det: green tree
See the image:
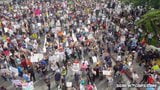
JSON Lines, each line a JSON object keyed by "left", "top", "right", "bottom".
{"left": 137, "top": 10, "right": 160, "bottom": 32}
{"left": 136, "top": 10, "right": 160, "bottom": 45}
{"left": 121, "top": 0, "right": 160, "bottom": 45}
{"left": 121, "top": 0, "right": 160, "bottom": 9}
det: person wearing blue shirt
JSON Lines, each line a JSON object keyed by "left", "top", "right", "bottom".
{"left": 146, "top": 87, "right": 155, "bottom": 90}
{"left": 23, "top": 72, "right": 30, "bottom": 82}
{"left": 17, "top": 65, "right": 23, "bottom": 77}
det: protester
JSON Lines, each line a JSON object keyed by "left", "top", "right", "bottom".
{"left": 44, "top": 76, "right": 51, "bottom": 90}
{"left": 0, "top": 0, "right": 160, "bottom": 89}
{"left": 54, "top": 70, "right": 61, "bottom": 87}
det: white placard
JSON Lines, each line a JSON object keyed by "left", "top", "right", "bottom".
{"left": 92, "top": 56, "right": 97, "bottom": 63}
{"left": 30, "top": 53, "right": 44, "bottom": 62}
{"left": 4, "top": 27, "right": 8, "bottom": 33}
{"left": 9, "top": 66, "right": 18, "bottom": 76}
{"left": 84, "top": 27, "right": 89, "bottom": 32}
{"left": 37, "top": 23, "right": 41, "bottom": 27}
{"left": 51, "top": 63, "right": 58, "bottom": 71}
{"left": 66, "top": 82, "right": 72, "bottom": 87}
{"left": 54, "top": 51, "right": 65, "bottom": 61}
{"left": 65, "top": 41, "right": 69, "bottom": 47}
{"left": 72, "top": 33, "right": 77, "bottom": 42}
{"left": 49, "top": 55, "right": 54, "bottom": 61}
{"left": 37, "top": 54, "right": 43, "bottom": 60}
{"left": 30, "top": 55, "right": 37, "bottom": 62}
{"left": 49, "top": 55, "right": 58, "bottom": 62}
{"left": 102, "top": 70, "right": 112, "bottom": 76}
{"left": 43, "top": 35, "right": 47, "bottom": 53}
{"left": 72, "top": 63, "right": 80, "bottom": 72}
{"left": 120, "top": 36, "right": 125, "bottom": 43}
{"left": 88, "top": 34, "right": 94, "bottom": 40}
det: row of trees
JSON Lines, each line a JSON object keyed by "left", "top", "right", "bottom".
{"left": 121, "top": 0, "right": 160, "bottom": 46}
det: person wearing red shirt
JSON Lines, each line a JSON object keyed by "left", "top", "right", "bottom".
{"left": 147, "top": 75, "right": 154, "bottom": 84}
{"left": 87, "top": 83, "right": 93, "bottom": 90}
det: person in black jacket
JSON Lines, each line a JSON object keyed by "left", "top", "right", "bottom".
{"left": 74, "top": 73, "right": 80, "bottom": 86}
{"left": 28, "top": 66, "right": 36, "bottom": 81}
{"left": 139, "top": 71, "right": 149, "bottom": 84}
{"left": 54, "top": 70, "right": 61, "bottom": 87}
{"left": 0, "top": 86, "right": 7, "bottom": 90}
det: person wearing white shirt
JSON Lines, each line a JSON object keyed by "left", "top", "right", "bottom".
{"left": 117, "top": 54, "right": 121, "bottom": 61}
{"left": 132, "top": 71, "right": 139, "bottom": 83}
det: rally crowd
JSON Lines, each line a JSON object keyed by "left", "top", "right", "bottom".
{"left": 0, "top": 0, "right": 160, "bottom": 90}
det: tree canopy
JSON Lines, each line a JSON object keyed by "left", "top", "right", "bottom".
{"left": 136, "top": 10, "right": 160, "bottom": 33}
{"left": 121, "top": 0, "right": 160, "bottom": 46}
{"left": 121, "top": 0, "right": 160, "bottom": 9}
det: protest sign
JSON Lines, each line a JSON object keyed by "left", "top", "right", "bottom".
{"left": 49, "top": 55, "right": 59, "bottom": 62}
{"left": 4, "top": 27, "right": 8, "bottom": 33}
{"left": 72, "top": 33, "right": 77, "bottom": 42}
{"left": 43, "top": 35, "right": 47, "bottom": 53}
{"left": 72, "top": 63, "right": 80, "bottom": 72}
{"left": 30, "top": 53, "right": 44, "bottom": 62}
{"left": 102, "top": 70, "right": 112, "bottom": 76}
{"left": 92, "top": 56, "right": 97, "bottom": 63}
{"left": 49, "top": 55, "right": 55, "bottom": 61}
{"left": 66, "top": 82, "right": 72, "bottom": 87}
{"left": 88, "top": 34, "right": 94, "bottom": 40}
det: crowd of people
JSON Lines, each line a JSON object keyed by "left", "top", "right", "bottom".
{"left": 0, "top": 0, "right": 160, "bottom": 90}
